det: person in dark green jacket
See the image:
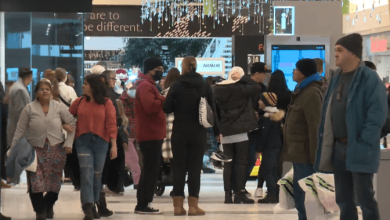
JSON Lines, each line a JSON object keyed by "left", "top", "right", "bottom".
{"left": 315, "top": 34, "right": 387, "bottom": 220}
{"left": 282, "top": 59, "right": 324, "bottom": 220}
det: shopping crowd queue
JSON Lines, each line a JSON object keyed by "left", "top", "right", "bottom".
{"left": 0, "top": 33, "right": 388, "bottom": 220}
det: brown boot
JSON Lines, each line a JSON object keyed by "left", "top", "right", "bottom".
{"left": 188, "top": 196, "right": 205, "bottom": 216}
{"left": 172, "top": 197, "right": 187, "bottom": 216}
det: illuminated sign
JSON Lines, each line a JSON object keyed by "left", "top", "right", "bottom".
{"left": 273, "top": 6, "right": 295, "bottom": 36}
{"left": 175, "top": 58, "right": 225, "bottom": 77}
{"left": 370, "top": 36, "right": 389, "bottom": 53}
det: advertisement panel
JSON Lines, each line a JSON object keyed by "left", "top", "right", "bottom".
{"left": 175, "top": 58, "right": 225, "bottom": 77}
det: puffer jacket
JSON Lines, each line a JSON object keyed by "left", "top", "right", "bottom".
{"left": 282, "top": 80, "right": 324, "bottom": 165}
{"left": 214, "top": 75, "right": 260, "bottom": 137}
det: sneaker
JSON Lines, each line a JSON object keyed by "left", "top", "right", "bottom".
{"left": 211, "top": 151, "right": 232, "bottom": 162}
{"left": 254, "top": 188, "right": 264, "bottom": 198}
{"left": 134, "top": 205, "right": 163, "bottom": 215}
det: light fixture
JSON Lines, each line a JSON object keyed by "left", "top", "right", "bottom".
{"left": 140, "top": 0, "right": 272, "bottom": 32}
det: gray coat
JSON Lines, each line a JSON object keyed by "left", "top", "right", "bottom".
{"left": 7, "top": 78, "right": 31, "bottom": 146}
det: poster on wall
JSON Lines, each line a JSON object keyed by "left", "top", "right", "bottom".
{"left": 247, "top": 54, "right": 265, "bottom": 75}
{"left": 273, "top": 6, "right": 295, "bottom": 36}
{"left": 84, "top": 6, "right": 271, "bottom": 37}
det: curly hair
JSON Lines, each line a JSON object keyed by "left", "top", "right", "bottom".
{"left": 84, "top": 74, "right": 108, "bottom": 105}
{"left": 44, "top": 69, "right": 60, "bottom": 101}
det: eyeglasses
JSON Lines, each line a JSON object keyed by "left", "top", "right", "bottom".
{"left": 110, "top": 78, "right": 116, "bottom": 81}
{"left": 38, "top": 88, "right": 51, "bottom": 92}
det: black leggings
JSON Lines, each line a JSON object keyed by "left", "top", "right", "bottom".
{"left": 223, "top": 141, "right": 250, "bottom": 192}
{"left": 171, "top": 130, "right": 206, "bottom": 198}
{"left": 28, "top": 183, "right": 58, "bottom": 214}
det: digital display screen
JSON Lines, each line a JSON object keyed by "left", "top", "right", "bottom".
{"left": 271, "top": 45, "right": 325, "bottom": 91}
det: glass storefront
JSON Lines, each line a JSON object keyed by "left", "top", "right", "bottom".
{"left": 363, "top": 32, "right": 390, "bottom": 83}
{"left": 3, "top": 12, "right": 84, "bottom": 97}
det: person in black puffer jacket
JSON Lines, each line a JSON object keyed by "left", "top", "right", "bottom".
{"left": 163, "top": 56, "right": 219, "bottom": 216}
{"left": 214, "top": 66, "right": 260, "bottom": 204}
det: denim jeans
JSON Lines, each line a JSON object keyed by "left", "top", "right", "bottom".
{"left": 76, "top": 133, "right": 109, "bottom": 204}
{"left": 332, "top": 141, "right": 379, "bottom": 220}
{"left": 292, "top": 163, "right": 315, "bottom": 220}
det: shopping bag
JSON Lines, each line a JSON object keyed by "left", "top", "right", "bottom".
{"left": 274, "top": 168, "right": 295, "bottom": 213}
{"left": 250, "top": 155, "right": 262, "bottom": 177}
{"left": 313, "top": 173, "right": 339, "bottom": 213}
{"left": 298, "top": 175, "right": 335, "bottom": 220}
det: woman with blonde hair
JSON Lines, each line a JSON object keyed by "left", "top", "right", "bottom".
{"left": 163, "top": 57, "right": 219, "bottom": 216}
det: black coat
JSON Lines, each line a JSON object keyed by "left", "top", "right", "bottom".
{"left": 256, "top": 111, "right": 285, "bottom": 153}
{"left": 163, "top": 71, "right": 220, "bottom": 136}
{"left": 214, "top": 76, "right": 260, "bottom": 137}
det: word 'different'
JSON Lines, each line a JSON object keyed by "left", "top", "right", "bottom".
{"left": 84, "top": 22, "right": 142, "bottom": 32}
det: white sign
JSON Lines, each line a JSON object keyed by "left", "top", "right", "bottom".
{"left": 175, "top": 58, "right": 225, "bottom": 77}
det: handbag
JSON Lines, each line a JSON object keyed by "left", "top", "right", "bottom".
{"left": 199, "top": 83, "right": 214, "bottom": 128}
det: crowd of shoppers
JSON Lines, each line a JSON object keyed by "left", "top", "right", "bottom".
{"left": 0, "top": 32, "right": 388, "bottom": 220}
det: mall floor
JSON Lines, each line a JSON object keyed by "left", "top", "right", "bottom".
{"left": 1, "top": 170, "right": 362, "bottom": 220}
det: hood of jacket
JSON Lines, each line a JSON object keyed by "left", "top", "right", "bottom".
{"left": 179, "top": 71, "right": 204, "bottom": 88}
{"left": 135, "top": 71, "right": 156, "bottom": 87}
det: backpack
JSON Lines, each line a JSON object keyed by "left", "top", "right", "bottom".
{"left": 199, "top": 83, "right": 214, "bottom": 128}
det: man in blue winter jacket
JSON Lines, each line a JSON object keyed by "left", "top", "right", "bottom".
{"left": 314, "top": 33, "right": 388, "bottom": 220}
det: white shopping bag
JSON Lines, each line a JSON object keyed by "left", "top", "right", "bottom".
{"left": 312, "top": 173, "right": 339, "bottom": 213}
{"left": 299, "top": 175, "right": 336, "bottom": 220}
{"left": 274, "top": 168, "right": 295, "bottom": 214}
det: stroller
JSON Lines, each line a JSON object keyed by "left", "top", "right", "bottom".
{"left": 154, "top": 157, "right": 174, "bottom": 196}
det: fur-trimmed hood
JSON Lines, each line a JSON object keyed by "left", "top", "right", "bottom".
{"left": 263, "top": 106, "right": 285, "bottom": 122}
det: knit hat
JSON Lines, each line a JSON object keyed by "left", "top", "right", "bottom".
{"left": 260, "top": 92, "right": 277, "bottom": 107}
{"left": 336, "top": 33, "right": 363, "bottom": 58}
{"left": 296, "top": 59, "right": 318, "bottom": 77}
{"left": 143, "top": 57, "right": 163, "bottom": 74}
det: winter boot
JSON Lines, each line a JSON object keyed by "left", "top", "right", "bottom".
{"left": 97, "top": 192, "right": 113, "bottom": 217}
{"left": 188, "top": 196, "right": 205, "bottom": 216}
{"left": 172, "top": 197, "right": 187, "bottom": 216}
{"left": 224, "top": 192, "right": 233, "bottom": 204}
{"left": 82, "top": 203, "right": 94, "bottom": 220}
{"left": 257, "top": 193, "right": 279, "bottom": 204}
{"left": 93, "top": 203, "right": 101, "bottom": 219}
{"left": 234, "top": 191, "right": 255, "bottom": 204}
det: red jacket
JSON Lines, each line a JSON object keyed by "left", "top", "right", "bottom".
{"left": 135, "top": 72, "right": 166, "bottom": 142}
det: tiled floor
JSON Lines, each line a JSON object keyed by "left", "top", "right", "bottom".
{"left": 0, "top": 170, "right": 358, "bottom": 220}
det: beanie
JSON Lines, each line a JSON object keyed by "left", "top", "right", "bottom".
{"left": 143, "top": 57, "right": 163, "bottom": 74}
{"left": 296, "top": 59, "right": 318, "bottom": 77}
{"left": 336, "top": 33, "right": 363, "bottom": 58}
{"left": 260, "top": 92, "right": 278, "bottom": 107}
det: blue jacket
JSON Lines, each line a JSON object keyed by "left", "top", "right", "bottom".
{"left": 6, "top": 137, "right": 36, "bottom": 184}
{"left": 314, "top": 62, "right": 388, "bottom": 174}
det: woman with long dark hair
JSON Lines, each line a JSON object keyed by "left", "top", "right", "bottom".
{"left": 163, "top": 57, "right": 219, "bottom": 216}
{"left": 10, "top": 79, "right": 76, "bottom": 220}
{"left": 255, "top": 69, "right": 292, "bottom": 203}
{"left": 161, "top": 68, "right": 180, "bottom": 162}
{"left": 69, "top": 74, "right": 117, "bottom": 220}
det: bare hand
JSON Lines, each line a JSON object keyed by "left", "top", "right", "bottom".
{"left": 65, "top": 147, "right": 72, "bottom": 154}
{"left": 123, "top": 143, "right": 129, "bottom": 151}
{"left": 63, "top": 124, "right": 74, "bottom": 133}
{"left": 110, "top": 147, "right": 118, "bottom": 160}
{"left": 256, "top": 152, "right": 262, "bottom": 160}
